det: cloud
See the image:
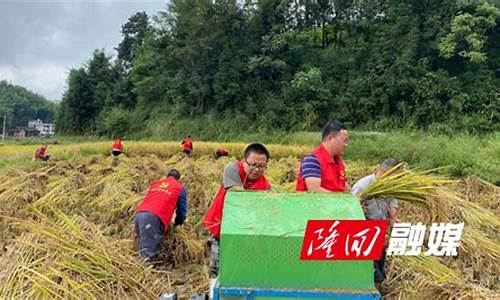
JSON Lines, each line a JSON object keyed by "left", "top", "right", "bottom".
{"left": 0, "top": 66, "right": 16, "bottom": 82}
{"left": 0, "top": 0, "right": 168, "bottom": 100}
{"left": 0, "top": 63, "right": 69, "bottom": 100}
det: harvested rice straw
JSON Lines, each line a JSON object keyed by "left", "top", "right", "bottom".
{"left": 358, "top": 165, "right": 454, "bottom": 205}
{"left": 0, "top": 209, "right": 166, "bottom": 299}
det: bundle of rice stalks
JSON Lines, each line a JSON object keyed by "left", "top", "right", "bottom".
{"left": 0, "top": 209, "right": 167, "bottom": 299}
{"left": 439, "top": 189, "right": 500, "bottom": 231}
{"left": 458, "top": 176, "right": 500, "bottom": 215}
{"left": 358, "top": 167, "right": 453, "bottom": 206}
{"left": 31, "top": 172, "right": 86, "bottom": 213}
{"left": 80, "top": 164, "right": 142, "bottom": 218}
{"left": 399, "top": 212, "right": 500, "bottom": 294}
{"left": 173, "top": 227, "right": 204, "bottom": 256}
{"left": 357, "top": 166, "right": 500, "bottom": 297}
{"left": 385, "top": 255, "right": 498, "bottom": 299}
{"left": 0, "top": 171, "right": 48, "bottom": 249}
{"left": 159, "top": 226, "right": 205, "bottom": 267}
{"left": 0, "top": 170, "right": 47, "bottom": 206}
{"left": 458, "top": 228, "right": 500, "bottom": 288}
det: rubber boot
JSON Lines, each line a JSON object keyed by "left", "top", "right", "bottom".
{"left": 208, "top": 278, "right": 217, "bottom": 299}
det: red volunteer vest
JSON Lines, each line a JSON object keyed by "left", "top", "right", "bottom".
{"left": 217, "top": 148, "right": 228, "bottom": 156}
{"left": 295, "top": 144, "right": 346, "bottom": 192}
{"left": 182, "top": 139, "right": 193, "bottom": 151}
{"left": 112, "top": 139, "right": 122, "bottom": 151}
{"left": 136, "top": 177, "right": 184, "bottom": 231}
{"left": 34, "top": 147, "right": 46, "bottom": 160}
{"left": 202, "top": 161, "right": 271, "bottom": 238}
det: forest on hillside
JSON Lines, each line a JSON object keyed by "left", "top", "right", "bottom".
{"left": 0, "top": 81, "right": 57, "bottom": 129}
{"left": 56, "top": 0, "right": 500, "bottom": 136}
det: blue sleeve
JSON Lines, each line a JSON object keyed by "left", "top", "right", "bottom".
{"left": 300, "top": 155, "right": 321, "bottom": 180}
{"left": 175, "top": 187, "right": 187, "bottom": 225}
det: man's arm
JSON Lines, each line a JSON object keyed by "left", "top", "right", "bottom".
{"left": 351, "top": 175, "right": 375, "bottom": 196}
{"left": 174, "top": 187, "right": 188, "bottom": 226}
{"left": 301, "top": 155, "right": 330, "bottom": 192}
{"left": 351, "top": 181, "right": 363, "bottom": 196}
{"left": 304, "top": 177, "right": 333, "bottom": 192}
{"left": 387, "top": 199, "right": 399, "bottom": 225}
{"left": 351, "top": 176, "right": 372, "bottom": 214}
{"left": 388, "top": 208, "right": 399, "bottom": 226}
{"left": 228, "top": 185, "right": 243, "bottom": 190}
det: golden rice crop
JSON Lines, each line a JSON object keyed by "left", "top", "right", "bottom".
{"left": 0, "top": 141, "right": 311, "bottom": 162}
{"left": 385, "top": 255, "right": 498, "bottom": 299}
{"left": 0, "top": 143, "right": 498, "bottom": 299}
{"left": 0, "top": 209, "right": 167, "bottom": 299}
{"left": 358, "top": 165, "right": 454, "bottom": 205}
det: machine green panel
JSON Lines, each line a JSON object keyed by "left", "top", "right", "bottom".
{"left": 219, "top": 191, "right": 375, "bottom": 291}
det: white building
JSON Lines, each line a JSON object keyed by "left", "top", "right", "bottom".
{"left": 28, "top": 118, "right": 55, "bottom": 137}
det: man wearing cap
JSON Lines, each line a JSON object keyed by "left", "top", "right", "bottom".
{"left": 296, "top": 120, "right": 348, "bottom": 192}
{"left": 135, "top": 169, "right": 188, "bottom": 261}
{"left": 203, "top": 143, "right": 271, "bottom": 293}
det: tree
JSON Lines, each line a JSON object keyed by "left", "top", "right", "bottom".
{"left": 439, "top": 1, "right": 500, "bottom": 63}
{"left": 0, "top": 81, "right": 57, "bottom": 130}
{"left": 58, "top": 0, "right": 500, "bottom": 135}
{"left": 116, "top": 12, "right": 150, "bottom": 71}
{"left": 57, "top": 68, "right": 93, "bottom": 134}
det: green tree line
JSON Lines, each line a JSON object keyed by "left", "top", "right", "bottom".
{"left": 57, "top": 0, "right": 500, "bottom": 136}
{"left": 0, "top": 81, "right": 57, "bottom": 130}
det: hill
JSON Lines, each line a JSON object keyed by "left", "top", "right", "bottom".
{"left": 0, "top": 80, "right": 58, "bottom": 129}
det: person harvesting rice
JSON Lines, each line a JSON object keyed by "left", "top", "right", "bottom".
{"left": 181, "top": 135, "right": 193, "bottom": 157}
{"left": 203, "top": 143, "right": 271, "bottom": 295}
{"left": 33, "top": 143, "right": 49, "bottom": 161}
{"left": 112, "top": 137, "right": 123, "bottom": 157}
{"left": 135, "top": 169, "right": 187, "bottom": 261}
{"left": 352, "top": 158, "right": 404, "bottom": 285}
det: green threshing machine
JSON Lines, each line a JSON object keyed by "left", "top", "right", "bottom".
{"left": 213, "top": 190, "right": 381, "bottom": 300}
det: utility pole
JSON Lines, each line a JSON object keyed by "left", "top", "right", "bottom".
{"left": 1, "top": 114, "right": 5, "bottom": 143}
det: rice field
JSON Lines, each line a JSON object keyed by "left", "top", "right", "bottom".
{"left": 0, "top": 141, "right": 498, "bottom": 299}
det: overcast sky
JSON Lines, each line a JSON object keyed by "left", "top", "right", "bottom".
{"left": 0, "top": 0, "right": 168, "bottom": 101}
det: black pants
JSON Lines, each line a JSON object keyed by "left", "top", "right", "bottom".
{"left": 112, "top": 150, "right": 121, "bottom": 157}
{"left": 374, "top": 248, "right": 386, "bottom": 282}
